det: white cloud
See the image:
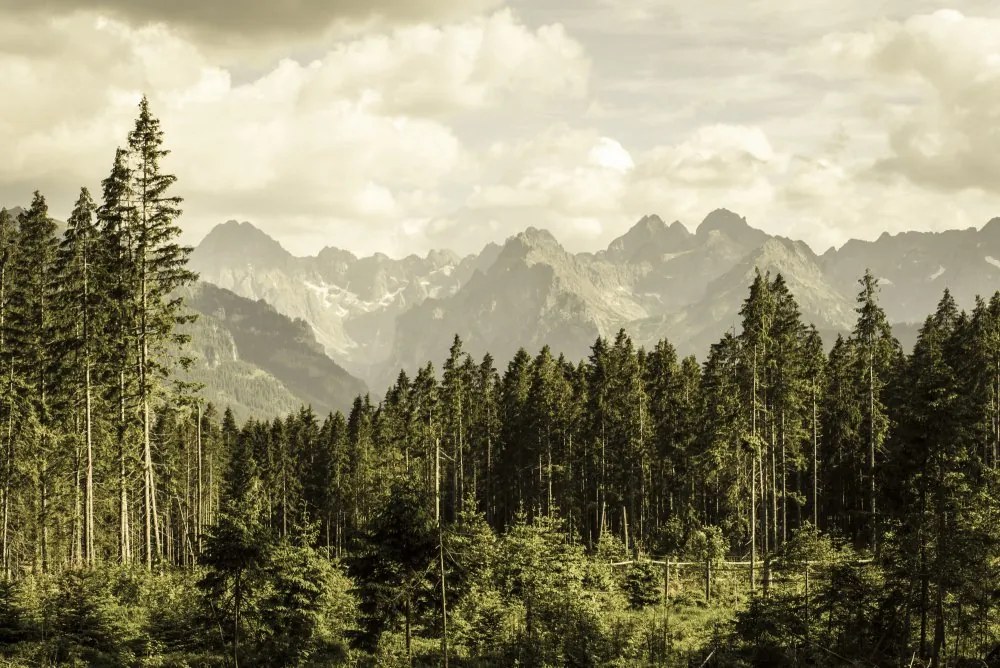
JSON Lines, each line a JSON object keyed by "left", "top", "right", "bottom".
{"left": 804, "top": 10, "right": 1000, "bottom": 193}
{"left": 0, "top": 9, "right": 589, "bottom": 255}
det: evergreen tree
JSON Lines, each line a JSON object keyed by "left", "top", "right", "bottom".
{"left": 97, "top": 147, "right": 137, "bottom": 565}
{"left": 198, "top": 426, "right": 271, "bottom": 667}
{"left": 850, "top": 269, "right": 900, "bottom": 553}
{"left": 127, "top": 96, "right": 197, "bottom": 568}
{"left": 0, "top": 207, "right": 18, "bottom": 575}
{"left": 7, "top": 193, "right": 62, "bottom": 572}
{"left": 349, "top": 479, "right": 438, "bottom": 657}
{"left": 56, "top": 188, "right": 102, "bottom": 566}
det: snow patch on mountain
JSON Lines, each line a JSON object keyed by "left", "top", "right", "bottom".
{"left": 986, "top": 256, "right": 1000, "bottom": 269}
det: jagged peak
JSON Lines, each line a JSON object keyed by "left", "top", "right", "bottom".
{"left": 604, "top": 214, "right": 693, "bottom": 262}
{"left": 697, "top": 208, "right": 749, "bottom": 234}
{"left": 517, "top": 226, "right": 562, "bottom": 247}
{"left": 202, "top": 219, "right": 278, "bottom": 244}
{"left": 696, "top": 208, "right": 770, "bottom": 249}
{"left": 635, "top": 213, "right": 667, "bottom": 231}
{"left": 426, "top": 248, "right": 460, "bottom": 266}
{"left": 316, "top": 245, "right": 358, "bottom": 264}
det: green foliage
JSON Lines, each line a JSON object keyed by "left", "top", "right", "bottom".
{"left": 45, "top": 569, "right": 141, "bottom": 666}
{"left": 255, "top": 541, "right": 355, "bottom": 666}
{"left": 349, "top": 478, "right": 439, "bottom": 653}
{"left": 622, "top": 561, "right": 662, "bottom": 609}
{"left": 3, "top": 100, "right": 1000, "bottom": 666}
{"left": 684, "top": 525, "right": 727, "bottom": 564}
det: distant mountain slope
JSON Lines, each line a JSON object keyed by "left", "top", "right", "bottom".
{"left": 181, "top": 283, "right": 367, "bottom": 420}
{"left": 181, "top": 311, "right": 303, "bottom": 422}
{"left": 389, "top": 226, "right": 646, "bottom": 381}
{"left": 190, "top": 220, "right": 483, "bottom": 380}
{"left": 821, "top": 219, "right": 1000, "bottom": 323}
{"left": 193, "top": 210, "right": 1000, "bottom": 384}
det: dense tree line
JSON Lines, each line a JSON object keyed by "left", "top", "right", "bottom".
{"left": 0, "top": 97, "right": 998, "bottom": 665}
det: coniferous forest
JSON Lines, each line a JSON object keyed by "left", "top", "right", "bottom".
{"left": 1, "top": 100, "right": 1000, "bottom": 667}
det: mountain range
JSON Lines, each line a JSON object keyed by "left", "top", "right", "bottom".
{"left": 190, "top": 209, "right": 1000, "bottom": 390}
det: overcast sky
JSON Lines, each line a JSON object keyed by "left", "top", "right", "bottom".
{"left": 2, "top": 1, "right": 999, "bottom": 257}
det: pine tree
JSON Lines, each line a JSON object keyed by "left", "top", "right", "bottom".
{"left": 699, "top": 332, "right": 747, "bottom": 556}
{"left": 127, "top": 96, "right": 197, "bottom": 568}
{"left": 56, "top": 188, "right": 102, "bottom": 566}
{"left": 199, "top": 424, "right": 271, "bottom": 667}
{"left": 850, "top": 269, "right": 900, "bottom": 553}
{"left": 6, "top": 193, "right": 62, "bottom": 572}
{"left": 802, "top": 326, "right": 825, "bottom": 529}
{"left": 768, "top": 274, "right": 808, "bottom": 542}
{"left": 441, "top": 335, "right": 471, "bottom": 520}
{"left": 0, "top": 207, "right": 17, "bottom": 575}
{"left": 349, "top": 479, "right": 438, "bottom": 655}
{"left": 821, "top": 335, "right": 864, "bottom": 542}
{"left": 97, "top": 147, "right": 137, "bottom": 565}
{"left": 471, "top": 355, "right": 500, "bottom": 524}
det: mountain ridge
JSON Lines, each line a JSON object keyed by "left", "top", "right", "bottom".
{"left": 191, "top": 210, "right": 1000, "bottom": 388}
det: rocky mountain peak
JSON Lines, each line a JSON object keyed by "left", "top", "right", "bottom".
{"left": 605, "top": 214, "right": 694, "bottom": 263}
{"left": 696, "top": 208, "right": 769, "bottom": 249}
{"left": 426, "top": 248, "right": 460, "bottom": 267}
{"left": 519, "top": 226, "right": 561, "bottom": 247}
{"left": 194, "top": 220, "right": 291, "bottom": 268}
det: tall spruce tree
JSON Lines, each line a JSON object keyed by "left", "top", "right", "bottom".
{"left": 126, "top": 96, "right": 197, "bottom": 567}
{"left": 7, "top": 193, "right": 61, "bottom": 572}
{"left": 0, "top": 207, "right": 17, "bottom": 574}
{"left": 97, "top": 147, "right": 137, "bottom": 564}
{"left": 56, "top": 188, "right": 102, "bottom": 565}
{"left": 850, "top": 269, "right": 900, "bottom": 554}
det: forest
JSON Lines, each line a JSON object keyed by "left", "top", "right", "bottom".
{"left": 0, "top": 99, "right": 998, "bottom": 667}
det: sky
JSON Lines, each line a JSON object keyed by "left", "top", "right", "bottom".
{"left": 1, "top": 0, "right": 999, "bottom": 257}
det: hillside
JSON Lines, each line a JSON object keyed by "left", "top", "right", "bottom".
{"left": 181, "top": 282, "right": 367, "bottom": 420}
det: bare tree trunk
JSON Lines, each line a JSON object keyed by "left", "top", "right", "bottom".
{"left": 84, "top": 361, "right": 94, "bottom": 565}
{"left": 750, "top": 452, "right": 756, "bottom": 591}
{"left": 812, "top": 381, "right": 818, "bottom": 529}
{"left": 196, "top": 403, "right": 202, "bottom": 555}
{"left": 39, "top": 460, "right": 48, "bottom": 574}
{"left": 72, "top": 432, "right": 82, "bottom": 567}
{"left": 781, "top": 411, "right": 787, "bottom": 543}
{"left": 3, "top": 367, "right": 14, "bottom": 576}
{"left": 869, "top": 343, "right": 878, "bottom": 554}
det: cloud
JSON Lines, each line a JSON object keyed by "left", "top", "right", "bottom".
{"left": 303, "top": 10, "right": 588, "bottom": 117}
{"left": 0, "top": 9, "right": 589, "bottom": 256}
{"left": 806, "top": 10, "right": 1000, "bottom": 193}
{"left": 0, "top": 0, "right": 503, "bottom": 40}
{"left": 424, "top": 122, "right": 787, "bottom": 254}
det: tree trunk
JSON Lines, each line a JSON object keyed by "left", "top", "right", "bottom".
{"left": 84, "top": 360, "right": 94, "bottom": 566}
{"left": 750, "top": 452, "right": 756, "bottom": 591}
{"left": 405, "top": 596, "right": 412, "bottom": 667}
{"left": 781, "top": 411, "right": 787, "bottom": 543}
{"left": 196, "top": 403, "right": 202, "bottom": 555}
{"left": 812, "top": 381, "right": 818, "bottom": 529}
{"left": 869, "top": 344, "right": 877, "bottom": 554}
